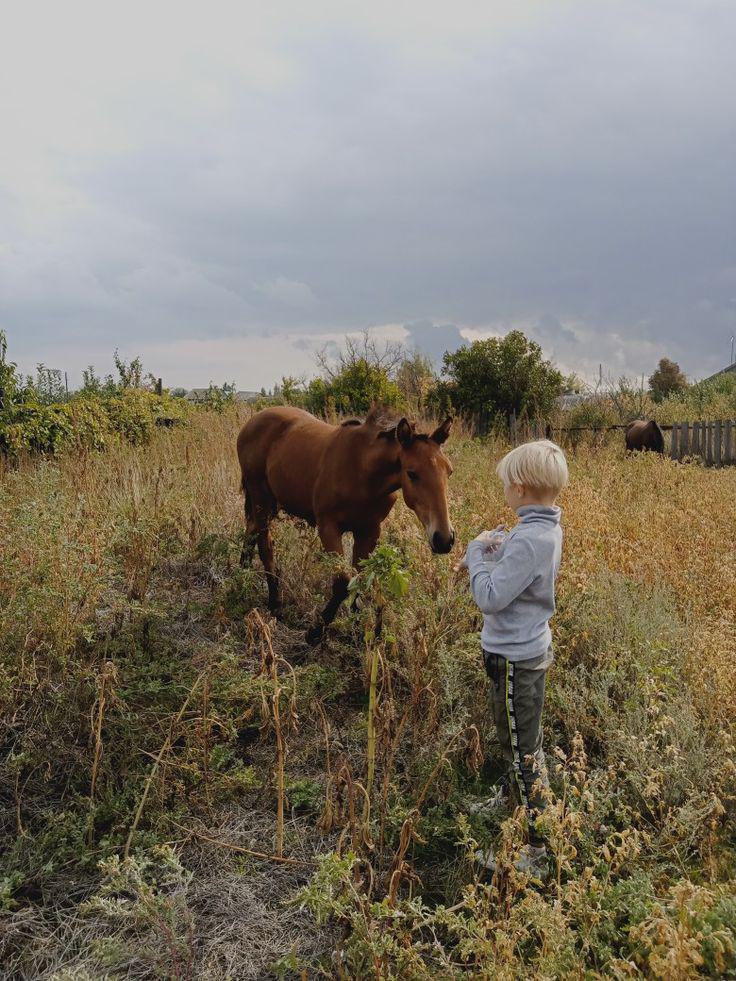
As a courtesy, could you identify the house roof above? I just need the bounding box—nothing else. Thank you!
[183,388,261,402]
[557,392,588,408]
[701,362,736,383]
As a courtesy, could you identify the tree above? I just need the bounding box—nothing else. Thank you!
[305,359,402,415]
[113,351,145,389]
[81,366,103,394]
[0,330,19,407]
[315,331,404,381]
[278,376,307,406]
[648,358,688,402]
[395,350,436,412]
[30,364,67,404]
[202,381,236,412]
[439,330,564,419]
[306,332,404,415]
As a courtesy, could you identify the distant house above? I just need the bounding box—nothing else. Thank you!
[557,391,588,409]
[184,388,261,403]
[701,362,736,384]
[184,388,211,403]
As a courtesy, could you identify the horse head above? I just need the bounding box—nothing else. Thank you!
[380,416,455,553]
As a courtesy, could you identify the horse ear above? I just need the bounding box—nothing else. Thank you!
[396,418,414,448]
[431,416,453,445]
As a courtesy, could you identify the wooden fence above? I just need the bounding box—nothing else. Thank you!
[473,410,736,467]
[472,409,552,441]
[669,419,735,466]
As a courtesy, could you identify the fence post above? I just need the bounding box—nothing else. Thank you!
[725,420,733,466]
[670,422,679,460]
[714,420,722,467]
[156,378,163,397]
[705,421,713,466]
[681,421,689,459]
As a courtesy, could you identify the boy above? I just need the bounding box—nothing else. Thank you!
[456,439,568,877]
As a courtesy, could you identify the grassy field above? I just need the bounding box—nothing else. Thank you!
[1,408,735,979]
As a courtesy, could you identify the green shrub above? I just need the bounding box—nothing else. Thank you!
[437,330,564,419]
[304,359,403,415]
[0,389,189,458]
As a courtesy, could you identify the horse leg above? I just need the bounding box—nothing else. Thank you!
[352,525,381,566]
[246,481,280,612]
[239,486,258,568]
[257,525,281,613]
[306,522,347,646]
[350,525,381,617]
[349,525,381,611]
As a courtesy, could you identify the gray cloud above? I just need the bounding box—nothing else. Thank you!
[1,1,735,386]
[403,321,466,367]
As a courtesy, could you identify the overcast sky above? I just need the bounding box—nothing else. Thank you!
[2,0,735,389]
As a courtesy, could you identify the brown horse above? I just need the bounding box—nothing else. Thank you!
[237,406,454,643]
[625,419,664,454]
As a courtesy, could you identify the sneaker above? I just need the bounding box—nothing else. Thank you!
[466,778,511,818]
[474,843,549,879]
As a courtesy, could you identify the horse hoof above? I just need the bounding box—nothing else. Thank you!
[305,624,325,646]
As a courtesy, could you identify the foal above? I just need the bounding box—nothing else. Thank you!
[237,406,454,643]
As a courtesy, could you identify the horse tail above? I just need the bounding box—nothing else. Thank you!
[651,420,665,453]
[241,473,255,523]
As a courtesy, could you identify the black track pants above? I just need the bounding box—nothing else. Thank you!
[483,649,550,847]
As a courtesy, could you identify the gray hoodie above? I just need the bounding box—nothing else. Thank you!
[465,505,562,662]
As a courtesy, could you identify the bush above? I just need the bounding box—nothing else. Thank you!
[304,359,402,415]
[437,330,564,419]
[395,351,437,414]
[0,390,189,458]
[649,357,688,402]
[560,370,736,428]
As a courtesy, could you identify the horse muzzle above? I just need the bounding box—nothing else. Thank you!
[431,529,455,554]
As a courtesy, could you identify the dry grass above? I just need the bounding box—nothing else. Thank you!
[1,409,735,978]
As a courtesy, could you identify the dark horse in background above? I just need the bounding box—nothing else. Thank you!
[237,406,454,644]
[625,419,665,454]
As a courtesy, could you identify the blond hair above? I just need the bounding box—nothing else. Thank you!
[496,439,568,495]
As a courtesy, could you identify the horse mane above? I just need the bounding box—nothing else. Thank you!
[365,404,399,429]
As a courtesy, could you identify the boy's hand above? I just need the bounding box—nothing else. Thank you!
[453,525,506,573]
[472,525,506,551]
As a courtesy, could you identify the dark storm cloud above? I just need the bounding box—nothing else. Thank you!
[2,0,735,386]
[403,321,466,367]
[534,316,577,347]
